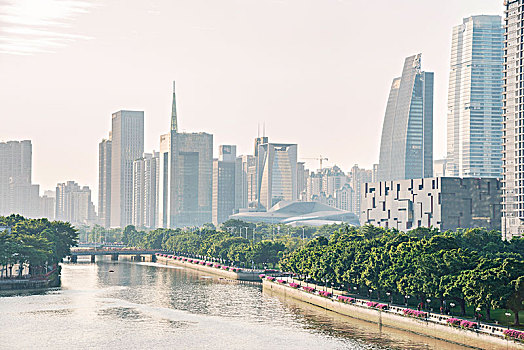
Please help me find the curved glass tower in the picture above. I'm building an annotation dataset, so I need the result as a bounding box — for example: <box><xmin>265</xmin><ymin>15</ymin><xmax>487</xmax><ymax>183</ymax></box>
<box><xmin>378</xmin><ymin>54</ymin><xmax>434</xmax><ymax>182</ymax></box>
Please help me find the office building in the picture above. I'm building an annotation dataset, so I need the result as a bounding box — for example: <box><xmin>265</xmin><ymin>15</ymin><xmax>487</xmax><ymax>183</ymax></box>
<box><xmin>502</xmin><ymin>1</ymin><xmax>524</xmax><ymax>238</ymax></box>
<box><xmin>447</xmin><ymin>15</ymin><xmax>503</xmax><ymax>178</ymax></box>
<box><xmin>350</xmin><ymin>164</ymin><xmax>372</xmax><ymax>219</ymax></box>
<box><xmin>212</xmin><ymin>145</ymin><xmax>237</xmax><ymax>226</ymax></box>
<box><xmin>361</xmin><ymin>177</ymin><xmax>501</xmax><ymax>232</ymax></box>
<box><xmin>98</xmin><ymin>137</ymin><xmax>112</xmax><ymax>227</ymax></box>
<box><xmin>132</xmin><ymin>152</ymin><xmax>159</xmax><ymax>229</ymax></box>
<box><xmin>378</xmin><ymin>54</ymin><xmax>434</xmax><ymax>181</ymax></box>
<box><xmin>110</xmin><ymin>110</ymin><xmax>144</xmax><ymax>228</ymax></box>
<box><xmin>256</xmin><ymin>143</ymin><xmax>297</xmax><ymax>210</ymax></box>
<box><xmin>158</xmin><ymin>133</ymin><xmax>171</xmax><ymax>228</ymax></box>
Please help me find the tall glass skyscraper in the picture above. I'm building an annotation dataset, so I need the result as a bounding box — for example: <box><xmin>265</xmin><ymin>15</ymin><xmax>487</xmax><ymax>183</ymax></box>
<box><xmin>378</xmin><ymin>54</ymin><xmax>434</xmax><ymax>181</ymax></box>
<box><xmin>503</xmin><ymin>1</ymin><xmax>524</xmax><ymax>239</ymax></box>
<box><xmin>447</xmin><ymin>15</ymin><xmax>503</xmax><ymax>178</ymax></box>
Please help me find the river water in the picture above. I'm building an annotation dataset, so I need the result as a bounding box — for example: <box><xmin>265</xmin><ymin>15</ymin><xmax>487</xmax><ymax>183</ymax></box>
<box><xmin>0</xmin><ymin>260</ymin><xmax>470</xmax><ymax>350</ymax></box>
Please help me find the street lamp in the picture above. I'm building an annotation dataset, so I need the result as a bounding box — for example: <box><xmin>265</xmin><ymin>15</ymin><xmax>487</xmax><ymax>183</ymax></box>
<box><xmin>386</xmin><ymin>292</ymin><xmax>392</xmax><ymax>306</ymax></box>
<box><xmin>368</xmin><ymin>289</ymin><xmax>373</xmax><ymax>299</ymax></box>
<box><xmin>505</xmin><ymin>312</ymin><xmax>511</xmax><ymax>330</ymax></box>
<box><xmin>475</xmin><ymin>307</ymin><xmax>481</xmax><ymax>324</ymax></box>
<box><xmin>426</xmin><ymin>298</ymin><xmax>431</xmax><ymax>315</ymax></box>
<box><xmin>405</xmin><ymin>295</ymin><xmax>410</xmax><ymax>307</ymax></box>
<box><xmin>449</xmin><ymin>302</ymin><xmax>455</xmax><ymax>316</ymax></box>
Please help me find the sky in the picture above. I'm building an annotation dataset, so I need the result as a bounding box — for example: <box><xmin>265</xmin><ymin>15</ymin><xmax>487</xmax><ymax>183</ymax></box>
<box><xmin>0</xmin><ymin>0</ymin><xmax>503</xmax><ymax>202</ymax></box>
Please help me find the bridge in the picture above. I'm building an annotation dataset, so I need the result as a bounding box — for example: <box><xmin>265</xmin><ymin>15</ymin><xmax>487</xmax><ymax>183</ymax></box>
<box><xmin>69</xmin><ymin>248</ymin><xmax>167</xmax><ymax>263</ymax></box>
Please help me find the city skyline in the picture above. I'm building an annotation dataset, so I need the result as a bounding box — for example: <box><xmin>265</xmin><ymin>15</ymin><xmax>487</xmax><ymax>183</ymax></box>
<box><xmin>0</xmin><ymin>0</ymin><xmax>502</xmax><ymax>200</ymax></box>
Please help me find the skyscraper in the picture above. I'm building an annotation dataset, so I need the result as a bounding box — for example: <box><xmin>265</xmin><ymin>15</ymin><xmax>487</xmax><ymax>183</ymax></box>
<box><xmin>447</xmin><ymin>15</ymin><xmax>503</xmax><ymax>178</ymax></box>
<box><xmin>132</xmin><ymin>152</ymin><xmax>159</xmax><ymax>229</ymax></box>
<box><xmin>0</xmin><ymin>140</ymin><xmax>39</xmax><ymax>218</ymax></box>
<box><xmin>168</xmin><ymin>82</ymin><xmax>213</xmax><ymax>227</ymax></box>
<box><xmin>378</xmin><ymin>54</ymin><xmax>434</xmax><ymax>181</ymax></box>
<box><xmin>98</xmin><ymin>136</ymin><xmax>112</xmax><ymax>227</ymax></box>
<box><xmin>158</xmin><ymin>133</ymin><xmax>171</xmax><ymax>228</ymax></box>
<box><xmin>256</xmin><ymin>143</ymin><xmax>297</xmax><ymax>210</ymax></box>
<box><xmin>503</xmin><ymin>1</ymin><xmax>524</xmax><ymax>238</ymax></box>
<box><xmin>56</xmin><ymin>181</ymin><xmax>96</xmax><ymax>226</ymax></box>
<box><xmin>110</xmin><ymin>110</ymin><xmax>144</xmax><ymax>228</ymax></box>
<box><xmin>212</xmin><ymin>145</ymin><xmax>237</xmax><ymax>226</ymax></box>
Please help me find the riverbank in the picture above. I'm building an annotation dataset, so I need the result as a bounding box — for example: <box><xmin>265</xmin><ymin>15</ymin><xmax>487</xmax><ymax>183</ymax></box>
<box><xmin>155</xmin><ymin>254</ymin><xmax>262</xmax><ymax>281</ymax></box>
<box><xmin>262</xmin><ymin>278</ymin><xmax>523</xmax><ymax>350</ymax></box>
<box><xmin>0</xmin><ymin>268</ymin><xmax>60</xmax><ymax>294</ymax></box>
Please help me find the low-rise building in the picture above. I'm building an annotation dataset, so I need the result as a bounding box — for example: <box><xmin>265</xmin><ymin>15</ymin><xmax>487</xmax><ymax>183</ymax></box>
<box><xmin>360</xmin><ymin>177</ymin><xmax>501</xmax><ymax>232</ymax></box>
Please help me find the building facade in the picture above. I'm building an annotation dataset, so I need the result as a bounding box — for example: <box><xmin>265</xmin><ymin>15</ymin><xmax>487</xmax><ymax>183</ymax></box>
<box><xmin>158</xmin><ymin>133</ymin><xmax>171</xmax><ymax>228</ymax></box>
<box><xmin>361</xmin><ymin>177</ymin><xmax>502</xmax><ymax>232</ymax></box>
<box><xmin>98</xmin><ymin>137</ymin><xmax>112</xmax><ymax>227</ymax></box>
<box><xmin>378</xmin><ymin>54</ymin><xmax>434</xmax><ymax>182</ymax></box>
<box><xmin>447</xmin><ymin>15</ymin><xmax>503</xmax><ymax>178</ymax></box>
<box><xmin>132</xmin><ymin>152</ymin><xmax>159</xmax><ymax>229</ymax></box>
<box><xmin>56</xmin><ymin>181</ymin><xmax>96</xmax><ymax>226</ymax></box>
<box><xmin>503</xmin><ymin>1</ymin><xmax>524</xmax><ymax>238</ymax></box>
<box><xmin>256</xmin><ymin>143</ymin><xmax>297</xmax><ymax>210</ymax></box>
<box><xmin>212</xmin><ymin>145</ymin><xmax>237</xmax><ymax>226</ymax></box>
<box><xmin>110</xmin><ymin>110</ymin><xmax>144</xmax><ymax>228</ymax></box>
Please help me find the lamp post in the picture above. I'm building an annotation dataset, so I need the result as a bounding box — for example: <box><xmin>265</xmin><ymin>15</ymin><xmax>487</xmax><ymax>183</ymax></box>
<box><xmin>426</xmin><ymin>298</ymin><xmax>431</xmax><ymax>315</ymax></box>
<box><xmin>476</xmin><ymin>307</ymin><xmax>481</xmax><ymax>324</ymax></box>
<box><xmin>368</xmin><ymin>289</ymin><xmax>373</xmax><ymax>299</ymax></box>
<box><xmin>386</xmin><ymin>292</ymin><xmax>392</xmax><ymax>307</ymax></box>
<box><xmin>405</xmin><ymin>295</ymin><xmax>410</xmax><ymax>307</ymax></box>
<box><xmin>505</xmin><ymin>312</ymin><xmax>511</xmax><ymax>330</ymax></box>
<box><xmin>449</xmin><ymin>302</ymin><xmax>455</xmax><ymax>316</ymax></box>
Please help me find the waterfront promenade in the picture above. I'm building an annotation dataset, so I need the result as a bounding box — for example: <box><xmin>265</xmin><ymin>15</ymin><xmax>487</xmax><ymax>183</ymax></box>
<box><xmin>262</xmin><ymin>276</ymin><xmax>524</xmax><ymax>350</ymax></box>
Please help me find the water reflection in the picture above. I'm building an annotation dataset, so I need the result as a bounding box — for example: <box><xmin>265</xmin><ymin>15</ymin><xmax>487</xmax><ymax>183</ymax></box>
<box><xmin>0</xmin><ymin>260</ymin><xmax>471</xmax><ymax>350</ymax></box>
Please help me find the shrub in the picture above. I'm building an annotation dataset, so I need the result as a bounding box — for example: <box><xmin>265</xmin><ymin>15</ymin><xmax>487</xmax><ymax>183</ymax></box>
<box><xmin>377</xmin><ymin>303</ymin><xmax>388</xmax><ymax>310</ymax></box>
<box><xmin>504</xmin><ymin>329</ymin><xmax>524</xmax><ymax>341</ymax></box>
<box><xmin>259</xmin><ymin>274</ymin><xmax>266</xmax><ymax>279</ymax></box>
<box><xmin>446</xmin><ymin>318</ymin><xmax>461</xmax><ymax>326</ymax></box>
<box><xmin>266</xmin><ymin>276</ymin><xmax>276</xmax><ymax>281</ymax></box>
<box><xmin>319</xmin><ymin>291</ymin><xmax>332</xmax><ymax>298</ymax></box>
<box><xmin>459</xmin><ymin>320</ymin><xmax>477</xmax><ymax>329</ymax></box>
<box><xmin>303</xmin><ymin>286</ymin><xmax>315</xmax><ymax>293</ymax></box>
<box><xmin>289</xmin><ymin>283</ymin><xmax>300</xmax><ymax>288</ymax></box>
<box><xmin>366</xmin><ymin>301</ymin><xmax>378</xmax><ymax>308</ymax></box>
<box><xmin>277</xmin><ymin>279</ymin><xmax>286</xmax><ymax>284</ymax></box>
<box><xmin>403</xmin><ymin>308</ymin><xmax>427</xmax><ymax>318</ymax></box>
<box><xmin>337</xmin><ymin>295</ymin><xmax>355</xmax><ymax>303</ymax></box>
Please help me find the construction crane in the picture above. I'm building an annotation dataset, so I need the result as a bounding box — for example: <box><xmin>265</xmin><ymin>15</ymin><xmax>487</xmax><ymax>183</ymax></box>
<box><xmin>303</xmin><ymin>155</ymin><xmax>329</xmax><ymax>171</ymax></box>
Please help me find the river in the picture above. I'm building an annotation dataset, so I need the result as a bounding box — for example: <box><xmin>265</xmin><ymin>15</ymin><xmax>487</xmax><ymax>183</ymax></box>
<box><xmin>0</xmin><ymin>260</ymin><xmax>471</xmax><ymax>349</ymax></box>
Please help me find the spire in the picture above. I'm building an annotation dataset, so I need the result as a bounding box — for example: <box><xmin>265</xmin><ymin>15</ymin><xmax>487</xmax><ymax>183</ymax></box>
<box><xmin>171</xmin><ymin>81</ymin><xmax>178</xmax><ymax>132</ymax></box>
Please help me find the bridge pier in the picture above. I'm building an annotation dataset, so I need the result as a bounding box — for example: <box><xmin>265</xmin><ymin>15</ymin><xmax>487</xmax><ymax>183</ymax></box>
<box><xmin>71</xmin><ymin>255</ymin><xmax>77</xmax><ymax>263</ymax></box>
<box><xmin>111</xmin><ymin>254</ymin><xmax>118</xmax><ymax>261</ymax></box>
<box><xmin>90</xmin><ymin>255</ymin><xmax>96</xmax><ymax>263</ymax></box>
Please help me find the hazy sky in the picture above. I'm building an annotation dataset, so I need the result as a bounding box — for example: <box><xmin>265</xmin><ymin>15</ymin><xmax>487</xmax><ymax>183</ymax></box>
<box><xmin>0</xmin><ymin>0</ymin><xmax>502</xmax><ymax>201</ymax></box>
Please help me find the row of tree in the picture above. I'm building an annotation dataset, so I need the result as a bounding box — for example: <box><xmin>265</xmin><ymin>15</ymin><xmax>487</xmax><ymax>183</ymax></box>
<box><xmin>280</xmin><ymin>225</ymin><xmax>524</xmax><ymax>325</ymax></box>
<box><xmin>0</xmin><ymin>215</ymin><xmax>78</xmax><ymax>278</ymax></box>
<box><xmin>121</xmin><ymin>224</ymin><xmax>300</xmax><ymax>268</ymax></box>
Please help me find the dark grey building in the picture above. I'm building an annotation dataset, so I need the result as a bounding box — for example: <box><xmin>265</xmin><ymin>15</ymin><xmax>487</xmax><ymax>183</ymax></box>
<box><xmin>378</xmin><ymin>54</ymin><xmax>434</xmax><ymax>182</ymax></box>
<box><xmin>361</xmin><ymin>177</ymin><xmax>501</xmax><ymax>232</ymax></box>
<box><xmin>212</xmin><ymin>145</ymin><xmax>237</xmax><ymax>227</ymax></box>
<box><xmin>98</xmin><ymin>137</ymin><xmax>111</xmax><ymax>228</ymax></box>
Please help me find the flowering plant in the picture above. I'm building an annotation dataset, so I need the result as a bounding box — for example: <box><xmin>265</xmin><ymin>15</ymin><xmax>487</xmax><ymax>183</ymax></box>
<box><xmin>337</xmin><ymin>295</ymin><xmax>355</xmax><ymax>303</ymax></box>
<box><xmin>206</xmin><ymin>262</ymin><xmax>213</xmax><ymax>266</ymax></box>
<box><xmin>200</xmin><ymin>261</ymin><xmax>205</xmax><ymax>265</ymax></box>
<box><xmin>277</xmin><ymin>279</ymin><xmax>286</xmax><ymax>284</ymax></box>
<box><xmin>259</xmin><ymin>274</ymin><xmax>266</xmax><ymax>279</ymax></box>
<box><xmin>222</xmin><ymin>266</ymin><xmax>229</xmax><ymax>270</ymax></box>
<box><xmin>266</xmin><ymin>276</ymin><xmax>276</xmax><ymax>281</ymax></box>
<box><xmin>504</xmin><ymin>329</ymin><xmax>524</xmax><ymax>341</ymax></box>
<box><xmin>402</xmin><ymin>308</ymin><xmax>427</xmax><ymax>318</ymax></box>
<box><xmin>319</xmin><ymin>291</ymin><xmax>332</xmax><ymax>298</ymax></box>
<box><xmin>366</xmin><ymin>301</ymin><xmax>378</xmax><ymax>308</ymax></box>
<box><xmin>214</xmin><ymin>264</ymin><xmax>221</xmax><ymax>268</ymax></box>
<box><xmin>289</xmin><ymin>283</ymin><xmax>300</xmax><ymax>288</ymax></box>
<box><xmin>303</xmin><ymin>286</ymin><xmax>315</xmax><ymax>293</ymax></box>
<box><xmin>187</xmin><ymin>259</ymin><xmax>193</xmax><ymax>263</ymax></box>
<box><xmin>459</xmin><ymin>320</ymin><xmax>477</xmax><ymax>329</ymax></box>
<box><xmin>446</xmin><ymin>318</ymin><xmax>461</xmax><ymax>326</ymax></box>
<box><xmin>377</xmin><ymin>303</ymin><xmax>388</xmax><ymax>310</ymax></box>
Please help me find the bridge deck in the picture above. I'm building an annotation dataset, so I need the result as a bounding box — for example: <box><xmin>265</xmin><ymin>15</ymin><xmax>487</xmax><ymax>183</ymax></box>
<box><xmin>70</xmin><ymin>249</ymin><xmax>165</xmax><ymax>256</ymax></box>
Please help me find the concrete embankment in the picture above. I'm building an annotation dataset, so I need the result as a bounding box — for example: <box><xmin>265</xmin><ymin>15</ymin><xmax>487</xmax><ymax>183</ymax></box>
<box><xmin>263</xmin><ymin>279</ymin><xmax>523</xmax><ymax>350</ymax></box>
<box><xmin>0</xmin><ymin>269</ymin><xmax>60</xmax><ymax>294</ymax></box>
<box><xmin>156</xmin><ymin>255</ymin><xmax>261</xmax><ymax>281</ymax></box>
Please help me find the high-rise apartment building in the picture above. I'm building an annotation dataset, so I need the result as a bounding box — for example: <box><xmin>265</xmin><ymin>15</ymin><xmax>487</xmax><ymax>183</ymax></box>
<box><xmin>110</xmin><ymin>110</ymin><xmax>144</xmax><ymax>228</ymax></box>
<box><xmin>132</xmin><ymin>152</ymin><xmax>159</xmax><ymax>229</ymax></box>
<box><xmin>447</xmin><ymin>15</ymin><xmax>503</xmax><ymax>178</ymax></box>
<box><xmin>235</xmin><ymin>154</ymin><xmax>255</xmax><ymax>211</ymax></box>
<box><xmin>350</xmin><ymin>164</ymin><xmax>372</xmax><ymax>219</ymax></box>
<box><xmin>168</xmin><ymin>82</ymin><xmax>213</xmax><ymax>227</ymax></box>
<box><xmin>212</xmin><ymin>145</ymin><xmax>237</xmax><ymax>226</ymax></box>
<box><xmin>256</xmin><ymin>143</ymin><xmax>297</xmax><ymax>210</ymax></box>
<box><xmin>503</xmin><ymin>1</ymin><xmax>524</xmax><ymax>238</ymax></box>
<box><xmin>56</xmin><ymin>181</ymin><xmax>96</xmax><ymax>226</ymax></box>
<box><xmin>378</xmin><ymin>54</ymin><xmax>434</xmax><ymax>181</ymax></box>
<box><xmin>0</xmin><ymin>140</ymin><xmax>35</xmax><ymax>217</ymax></box>
<box><xmin>98</xmin><ymin>137</ymin><xmax>112</xmax><ymax>227</ymax></box>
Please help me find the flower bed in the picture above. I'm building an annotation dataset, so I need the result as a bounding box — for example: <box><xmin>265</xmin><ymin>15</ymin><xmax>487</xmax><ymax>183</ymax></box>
<box><xmin>289</xmin><ymin>283</ymin><xmax>300</xmax><ymax>289</ymax></box>
<box><xmin>446</xmin><ymin>318</ymin><xmax>461</xmax><ymax>327</ymax></box>
<box><xmin>276</xmin><ymin>279</ymin><xmax>286</xmax><ymax>284</ymax></box>
<box><xmin>337</xmin><ymin>295</ymin><xmax>355</xmax><ymax>303</ymax></box>
<box><xmin>206</xmin><ymin>262</ymin><xmax>213</xmax><ymax>266</ymax></box>
<box><xmin>504</xmin><ymin>329</ymin><xmax>524</xmax><ymax>341</ymax></box>
<box><xmin>403</xmin><ymin>308</ymin><xmax>427</xmax><ymax>318</ymax></box>
<box><xmin>366</xmin><ymin>301</ymin><xmax>378</xmax><ymax>308</ymax></box>
<box><xmin>259</xmin><ymin>274</ymin><xmax>266</xmax><ymax>279</ymax></box>
<box><xmin>266</xmin><ymin>276</ymin><xmax>276</xmax><ymax>281</ymax></box>
<box><xmin>319</xmin><ymin>290</ymin><xmax>332</xmax><ymax>298</ymax></box>
<box><xmin>459</xmin><ymin>320</ymin><xmax>477</xmax><ymax>329</ymax></box>
<box><xmin>200</xmin><ymin>261</ymin><xmax>205</xmax><ymax>265</ymax></box>
<box><xmin>221</xmin><ymin>266</ymin><xmax>229</xmax><ymax>270</ymax></box>
<box><xmin>377</xmin><ymin>303</ymin><xmax>388</xmax><ymax>310</ymax></box>
<box><xmin>213</xmin><ymin>264</ymin><xmax>221</xmax><ymax>268</ymax></box>
<box><xmin>303</xmin><ymin>286</ymin><xmax>315</xmax><ymax>293</ymax></box>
